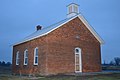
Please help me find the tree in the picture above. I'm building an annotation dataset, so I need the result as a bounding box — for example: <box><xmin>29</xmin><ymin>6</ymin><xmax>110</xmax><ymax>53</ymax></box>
<box><xmin>109</xmin><ymin>61</ymin><xmax>114</xmax><ymax>65</ymax></box>
<box><xmin>6</xmin><ymin>62</ymin><xmax>11</xmax><ymax>66</ymax></box>
<box><xmin>0</xmin><ymin>61</ymin><xmax>1</xmax><ymax>65</ymax></box>
<box><xmin>114</xmin><ymin>57</ymin><xmax>120</xmax><ymax>66</ymax></box>
<box><xmin>103</xmin><ymin>60</ymin><xmax>106</xmax><ymax>65</ymax></box>
<box><xmin>1</xmin><ymin>61</ymin><xmax>5</xmax><ymax>66</ymax></box>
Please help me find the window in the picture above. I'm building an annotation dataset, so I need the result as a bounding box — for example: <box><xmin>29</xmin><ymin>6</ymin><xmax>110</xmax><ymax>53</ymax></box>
<box><xmin>16</xmin><ymin>51</ymin><xmax>20</xmax><ymax>65</ymax></box>
<box><xmin>24</xmin><ymin>49</ymin><xmax>28</xmax><ymax>65</ymax></box>
<box><xmin>75</xmin><ymin>48</ymin><xmax>82</xmax><ymax>72</ymax></box>
<box><xmin>34</xmin><ymin>47</ymin><xmax>38</xmax><ymax>65</ymax></box>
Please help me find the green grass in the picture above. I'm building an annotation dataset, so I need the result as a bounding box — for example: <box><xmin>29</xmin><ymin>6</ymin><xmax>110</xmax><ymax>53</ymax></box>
<box><xmin>0</xmin><ymin>66</ymin><xmax>120</xmax><ymax>80</ymax></box>
<box><xmin>0</xmin><ymin>73</ymin><xmax>120</xmax><ymax>80</ymax></box>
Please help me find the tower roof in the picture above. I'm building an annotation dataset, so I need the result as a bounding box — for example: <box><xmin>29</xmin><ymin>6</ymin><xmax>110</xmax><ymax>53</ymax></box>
<box><xmin>67</xmin><ymin>3</ymin><xmax>79</xmax><ymax>7</ymax></box>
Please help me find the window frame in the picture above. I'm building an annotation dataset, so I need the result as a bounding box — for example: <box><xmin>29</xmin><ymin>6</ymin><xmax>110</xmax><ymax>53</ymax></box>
<box><xmin>75</xmin><ymin>47</ymin><xmax>82</xmax><ymax>73</ymax></box>
<box><xmin>24</xmin><ymin>49</ymin><xmax>28</xmax><ymax>65</ymax></box>
<box><xmin>34</xmin><ymin>47</ymin><xmax>38</xmax><ymax>65</ymax></box>
<box><xmin>16</xmin><ymin>51</ymin><xmax>20</xmax><ymax>65</ymax></box>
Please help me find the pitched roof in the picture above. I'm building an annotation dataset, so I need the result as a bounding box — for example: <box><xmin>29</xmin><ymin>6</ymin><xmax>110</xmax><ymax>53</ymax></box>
<box><xmin>13</xmin><ymin>14</ymin><xmax>104</xmax><ymax>46</ymax></box>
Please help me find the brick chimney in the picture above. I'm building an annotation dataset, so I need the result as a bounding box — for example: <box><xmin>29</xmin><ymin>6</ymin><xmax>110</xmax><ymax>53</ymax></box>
<box><xmin>36</xmin><ymin>25</ymin><xmax>42</xmax><ymax>31</ymax></box>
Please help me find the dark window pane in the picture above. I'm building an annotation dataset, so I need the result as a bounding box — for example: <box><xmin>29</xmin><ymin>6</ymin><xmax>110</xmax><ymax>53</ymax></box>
<box><xmin>25</xmin><ymin>58</ymin><xmax>27</xmax><ymax>64</ymax></box>
<box><xmin>76</xmin><ymin>49</ymin><xmax>79</xmax><ymax>53</ymax></box>
<box><xmin>35</xmin><ymin>57</ymin><xmax>38</xmax><ymax>64</ymax></box>
<box><xmin>26</xmin><ymin>51</ymin><xmax>28</xmax><ymax>57</ymax></box>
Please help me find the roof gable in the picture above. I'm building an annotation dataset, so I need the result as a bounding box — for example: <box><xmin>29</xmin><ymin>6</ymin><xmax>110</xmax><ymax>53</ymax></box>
<box><xmin>77</xmin><ymin>15</ymin><xmax>104</xmax><ymax>44</ymax></box>
<box><xmin>14</xmin><ymin>14</ymin><xmax>104</xmax><ymax>46</ymax></box>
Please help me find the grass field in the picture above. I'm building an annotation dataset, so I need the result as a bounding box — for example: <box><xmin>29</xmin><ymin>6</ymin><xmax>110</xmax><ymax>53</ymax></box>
<box><xmin>0</xmin><ymin>66</ymin><xmax>120</xmax><ymax>80</ymax></box>
<box><xmin>0</xmin><ymin>73</ymin><xmax>120</xmax><ymax>80</ymax></box>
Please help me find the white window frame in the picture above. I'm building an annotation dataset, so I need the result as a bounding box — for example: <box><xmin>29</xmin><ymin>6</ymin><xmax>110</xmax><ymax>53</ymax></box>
<box><xmin>34</xmin><ymin>47</ymin><xmax>38</xmax><ymax>65</ymax></box>
<box><xmin>16</xmin><ymin>51</ymin><xmax>19</xmax><ymax>65</ymax></box>
<box><xmin>75</xmin><ymin>47</ymin><xmax>82</xmax><ymax>73</ymax></box>
<box><xmin>24</xmin><ymin>49</ymin><xmax>28</xmax><ymax>65</ymax></box>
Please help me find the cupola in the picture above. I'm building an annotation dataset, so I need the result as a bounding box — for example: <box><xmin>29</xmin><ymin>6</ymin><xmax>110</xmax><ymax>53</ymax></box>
<box><xmin>67</xmin><ymin>3</ymin><xmax>79</xmax><ymax>18</ymax></box>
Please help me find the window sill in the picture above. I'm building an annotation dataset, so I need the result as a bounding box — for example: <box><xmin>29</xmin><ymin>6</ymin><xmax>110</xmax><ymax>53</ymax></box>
<box><xmin>34</xmin><ymin>64</ymin><xmax>38</xmax><ymax>66</ymax></box>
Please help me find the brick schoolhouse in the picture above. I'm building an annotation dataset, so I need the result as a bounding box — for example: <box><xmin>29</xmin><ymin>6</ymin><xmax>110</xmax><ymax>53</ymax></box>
<box><xmin>12</xmin><ymin>3</ymin><xmax>104</xmax><ymax>76</ymax></box>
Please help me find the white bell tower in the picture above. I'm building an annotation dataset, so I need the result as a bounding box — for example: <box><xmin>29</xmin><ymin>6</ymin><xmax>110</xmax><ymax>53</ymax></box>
<box><xmin>67</xmin><ymin>3</ymin><xmax>79</xmax><ymax>18</ymax></box>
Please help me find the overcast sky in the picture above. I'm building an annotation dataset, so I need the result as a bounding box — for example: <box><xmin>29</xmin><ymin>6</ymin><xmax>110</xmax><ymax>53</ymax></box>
<box><xmin>0</xmin><ymin>0</ymin><xmax>120</xmax><ymax>63</ymax></box>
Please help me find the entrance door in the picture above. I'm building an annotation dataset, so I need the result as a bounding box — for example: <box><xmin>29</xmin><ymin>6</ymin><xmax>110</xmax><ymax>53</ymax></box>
<box><xmin>75</xmin><ymin>48</ymin><xmax>82</xmax><ymax>72</ymax></box>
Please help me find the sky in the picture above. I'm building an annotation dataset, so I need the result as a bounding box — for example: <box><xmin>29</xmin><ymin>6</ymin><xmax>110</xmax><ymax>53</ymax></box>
<box><xmin>0</xmin><ymin>0</ymin><xmax>120</xmax><ymax>63</ymax></box>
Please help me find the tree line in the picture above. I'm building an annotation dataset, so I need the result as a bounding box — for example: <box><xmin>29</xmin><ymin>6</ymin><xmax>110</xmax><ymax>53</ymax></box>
<box><xmin>0</xmin><ymin>61</ymin><xmax>11</xmax><ymax>67</ymax></box>
<box><xmin>103</xmin><ymin>57</ymin><xmax>120</xmax><ymax>66</ymax></box>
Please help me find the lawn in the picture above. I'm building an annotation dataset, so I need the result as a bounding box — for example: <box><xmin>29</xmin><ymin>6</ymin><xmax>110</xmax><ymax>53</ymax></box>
<box><xmin>0</xmin><ymin>73</ymin><xmax>120</xmax><ymax>80</ymax></box>
<box><xmin>0</xmin><ymin>66</ymin><xmax>120</xmax><ymax>80</ymax></box>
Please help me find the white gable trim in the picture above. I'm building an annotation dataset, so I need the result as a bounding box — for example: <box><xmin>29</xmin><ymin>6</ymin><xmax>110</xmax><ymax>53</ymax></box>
<box><xmin>78</xmin><ymin>15</ymin><xmax>104</xmax><ymax>44</ymax></box>
<box><xmin>14</xmin><ymin>14</ymin><xmax>104</xmax><ymax>46</ymax></box>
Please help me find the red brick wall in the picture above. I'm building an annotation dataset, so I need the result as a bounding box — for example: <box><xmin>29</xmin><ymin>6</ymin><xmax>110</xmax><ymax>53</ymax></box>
<box><xmin>12</xmin><ymin>17</ymin><xmax>101</xmax><ymax>75</ymax></box>
<box><xmin>45</xmin><ymin>17</ymin><xmax>101</xmax><ymax>74</ymax></box>
<box><xmin>12</xmin><ymin>36</ymin><xmax>48</xmax><ymax>75</ymax></box>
